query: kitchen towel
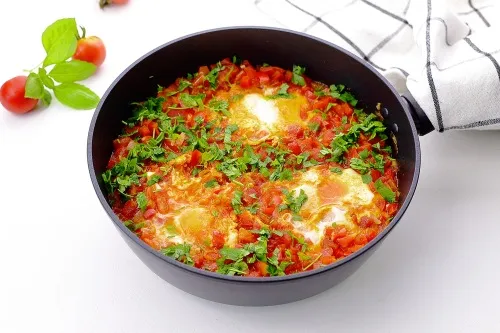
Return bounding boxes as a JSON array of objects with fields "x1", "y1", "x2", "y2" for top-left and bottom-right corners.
[{"x1": 255, "y1": 0, "x2": 500, "y2": 131}]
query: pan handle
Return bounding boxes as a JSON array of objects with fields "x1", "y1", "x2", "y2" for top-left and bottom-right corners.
[{"x1": 400, "y1": 92, "x2": 434, "y2": 136}]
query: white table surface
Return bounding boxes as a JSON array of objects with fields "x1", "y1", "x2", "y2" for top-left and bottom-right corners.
[{"x1": 1, "y1": 1, "x2": 500, "y2": 332}]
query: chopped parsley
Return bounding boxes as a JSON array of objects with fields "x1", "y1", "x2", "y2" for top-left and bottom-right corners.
[
  {"x1": 206, "y1": 62, "x2": 225, "y2": 89},
  {"x1": 146, "y1": 174, "x2": 161, "y2": 186},
  {"x1": 180, "y1": 93, "x2": 205, "y2": 108},
  {"x1": 280, "y1": 189, "x2": 308, "y2": 214},
  {"x1": 374, "y1": 179, "x2": 396, "y2": 203},
  {"x1": 208, "y1": 98, "x2": 230, "y2": 117},
  {"x1": 136, "y1": 192, "x2": 148, "y2": 211},
  {"x1": 350, "y1": 158, "x2": 371, "y2": 174},
  {"x1": 330, "y1": 167, "x2": 343, "y2": 174},
  {"x1": 330, "y1": 84, "x2": 358, "y2": 106},
  {"x1": 161, "y1": 244, "x2": 194, "y2": 266},
  {"x1": 361, "y1": 174, "x2": 372, "y2": 184},
  {"x1": 308, "y1": 122, "x2": 320, "y2": 132},
  {"x1": 166, "y1": 80, "x2": 192, "y2": 96},
  {"x1": 204, "y1": 179, "x2": 218, "y2": 188},
  {"x1": 123, "y1": 220, "x2": 144, "y2": 232},
  {"x1": 291, "y1": 65, "x2": 306, "y2": 86},
  {"x1": 231, "y1": 190, "x2": 243, "y2": 214},
  {"x1": 268, "y1": 83, "x2": 292, "y2": 99}
]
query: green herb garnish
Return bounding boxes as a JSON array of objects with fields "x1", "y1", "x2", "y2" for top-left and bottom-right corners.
[{"x1": 374, "y1": 179, "x2": 396, "y2": 203}]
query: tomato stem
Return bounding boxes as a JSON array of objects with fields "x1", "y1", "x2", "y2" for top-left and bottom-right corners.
[
  {"x1": 24, "y1": 61, "x2": 44, "y2": 73},
  {"x1": 99, "y1": 0, "x2": 111, "y2": 8},
  {"x1": 78, "y1": 26, "x2": 86, "y2": 40}
]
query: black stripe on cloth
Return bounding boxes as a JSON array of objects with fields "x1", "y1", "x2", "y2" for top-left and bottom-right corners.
[
  {"x1": 445, "y1": 117, "x2": 500, "y2": 130},
  {"x1": 360, "y1": 0, "x2": 413, "y2": 28},
  {"x1": 416, "y1": 18, "x2": 471, "y2": 47},
  {"x1": 425, "y1": 0, "x2": 444, "y2": 132},
  {"x1": 468, "y1": 0, "x2": 491, "y2": 27},
  {"x1": 464, "y1": 37, "x2": 500, "y2": 82},
  {"x1": 303, "y1": 0, "x2": 358, "y2": 33},
  {"x1": 364, "y1": 0, "x2": 411, "y2": 61},
  {"x1": 366, "y1": 23, "x2": 407, "y2": 59},
  {"x1": 284, "y1": 0, "x2": 386, "y2": 71},
  {"x1": 457, "y1": 5, "x2": 493, "y2": 16}
]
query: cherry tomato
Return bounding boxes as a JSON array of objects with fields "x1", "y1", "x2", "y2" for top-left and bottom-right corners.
[
  {"x1": 73, "y1": 36, "x2": 107, "y2": 67},
  {"x1": 0, "y1": 76, "x2": 38, "y2": 114},
  {"x1": 99, "y1": 0, "x2": 129, "y2": 8}
]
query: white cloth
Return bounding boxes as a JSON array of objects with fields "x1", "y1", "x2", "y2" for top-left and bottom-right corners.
[{"x1": 255, "y1": 0, "x2": 500, "y2": 131}]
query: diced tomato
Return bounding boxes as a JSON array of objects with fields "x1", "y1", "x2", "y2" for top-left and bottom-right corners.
[
  {"x1": 358, "y1": 216, "x2": 374, "y2": 228},
  {"x1": 143, "y1": 208, "x2": 156, "y2": 219},
  {"x1": 238, "y1": 228, "x2": 257, "y2": 244},
  {"x1": 312, "y1": 97, "x2": 330, "y2": 110},
  {"x1": 366, "y1": 229, "x2": 377, "y2": 242},
  {"x1": 270, "y1": 71, "x2": 284, "y2": 84},
  {"x1": 155, "y1": 193, "x2": 169, "y2": 214},
  {"x1": 237, "y1": 211, "x2": 255, "y2": 229},
  {"x1": 204, "y1": 250, "x2": 219, "y2": 261},
  {"x1": 113, "y1": 137, "x2": 132, "y2": 150},
  {"x1": 321, "y1": 256, "x2": 336, "y2": 265},
  {"x1": 256, "y1": 72, "x2": 270, "y2": 85},
  {"x1": 254, "y1": 261, "x2": 268, "y2": 276},
  {"x1": 121, "y1": 200, "x2": 138, "y2": 220},
  {"x1": 331, "y1": 227, "x2": 347, "y2": 240},
  {"x1": 370, "y1": 169, "x2": 382, "y2": 181},
  {"x1": 188, "y1": 150, "x2": 202, "y2": 167},
  {"x1": 260, "y1": 189, "x2": 283, "y2": 216},
  {"x1": 240, "y1": 76, "x2": 251, "y2": 88},
  {"x1": 337, "y1": 235, "x2": 354, "y2": 248},
  {"x1": 242, "y1": 188, "x2": 258, "y2": 205},
  {"x1": 167, "y1": 108, "x2": 195, "y2": 118},
  {"x1": 138, "y1": 125, "x2": 151, "y2": 137},
  {"x1": 321, "y1": 130, "x2": 335, "y2": 145},
  {"x1": 287, "y1": 141, "x2": 301, "y2": 155},
  {"x1": 287, "y1": 125, "x2": 304, "y2": 139},
  {"x1": 386, "y1": 203, "x2": 398, "y2": 215},
  {"x1": 284, "y1": 70, "x2": 292, "y2": 82},
  {"x1": 212, "y1": 230, "x2": 225, "y2": 249},
  {"x1": 199, "y1": 66, "x2": 210, "y2": 75},
  {"x1": 354, "y1": 234, "x2": 368, "y2": 245}
]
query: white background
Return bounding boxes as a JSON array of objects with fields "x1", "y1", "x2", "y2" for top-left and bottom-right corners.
[{"x1": 1, "y1": 1, "x2": 500, "y2": 332}]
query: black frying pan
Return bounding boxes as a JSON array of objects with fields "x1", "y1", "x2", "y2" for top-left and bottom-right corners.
[{"x1": 87, "y1": 27, "x2": 431, "y2": 306}]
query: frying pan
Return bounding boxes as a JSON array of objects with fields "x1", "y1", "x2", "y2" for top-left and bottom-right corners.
[{"x1": 87, "y1": 27, "x2": 433, "y2": 306}]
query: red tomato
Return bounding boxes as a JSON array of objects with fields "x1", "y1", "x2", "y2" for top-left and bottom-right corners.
[
  {"x1": 73, "y1": 36, "x2": 107, "y2": 67},
  {"x1": 0, "y1": 76, "x2": 38, "y2": 114},
  {"x1": 188, "y1": 150, "x2": 202, "y2": 167},
  {"x1": 255, "y1": 72, "x2": 270, "y2": 85},
  {"x1": 287, "y1": 141, "x2": 301, "y2": 155},
  {"x1": 212, "y1": 230, "x2": 225, "y2": 249},
  {"x1": 240, "y1": 76, "x2": 251, "y2": 88}
]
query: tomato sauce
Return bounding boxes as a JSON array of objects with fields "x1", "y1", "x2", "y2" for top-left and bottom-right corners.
[{"x1": 103, "y1": 58, "x2": 399, "y2": 277}]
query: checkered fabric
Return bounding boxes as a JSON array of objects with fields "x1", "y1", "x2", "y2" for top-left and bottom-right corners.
[{"x1": 255, "y1": 0, "x2": 500, "y2": 131}]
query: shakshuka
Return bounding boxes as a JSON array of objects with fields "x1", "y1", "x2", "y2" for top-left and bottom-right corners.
[{"x1": 102, "y1": 58, "x2": 399, "y2": 277}]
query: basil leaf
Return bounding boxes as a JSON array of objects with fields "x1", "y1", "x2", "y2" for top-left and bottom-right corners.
[
  {"x1": 53, "y1": 83, "x2": 100, "y2": 110},
  {"x1": 38, "y1": 68, "x2": 54, "y2": 89},
  {"x1": 24, "y1": 73, "x2": 44, "y2": 99},
  {"x1": 41, "y1": 18, "x2": 78, "y2": 53},
  {"x1": 43, "y1": 30, "x2": 77, "y2": 67},
  {"x1": 49, "y1": 60, "x2": 97, "y2": 83},
  {"x1": 41, "y1": 89, "x2": 52, "y2": 106}
]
